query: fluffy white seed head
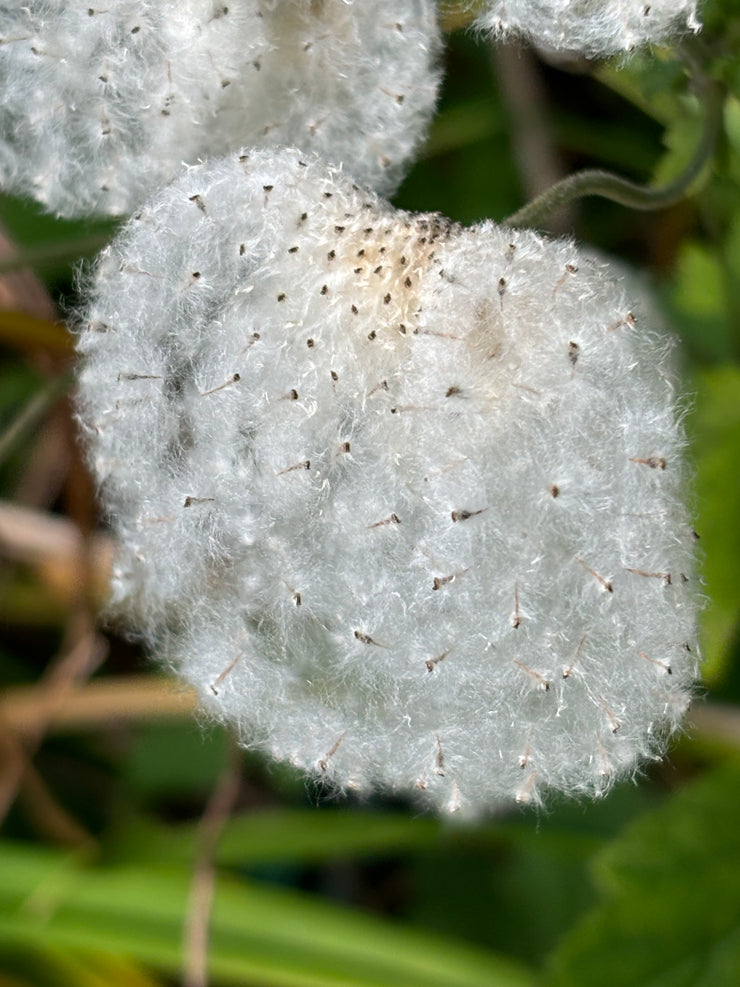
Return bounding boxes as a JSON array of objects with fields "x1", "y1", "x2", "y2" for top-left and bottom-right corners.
[
  {"x1": 0, "y1": 0, "x2": 440, "y2": 216},
  {"x1": 476, "y1": 1, "x2": 701, "y2": 56},
  {"x1": 76, "y1": 147, "x2": 699, "y2": 815}
]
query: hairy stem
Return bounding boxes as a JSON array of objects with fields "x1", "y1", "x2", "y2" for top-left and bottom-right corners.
[
  {"x1": 182, "y1": 739, "x2": 242, "y2": 987},
  {"x1": 504, "y1": 59, "x2": 725, "y2": 228}
]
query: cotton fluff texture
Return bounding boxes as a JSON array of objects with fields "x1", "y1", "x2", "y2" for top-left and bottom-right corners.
[
  {"x1": 76, "y1": 147, "x2": 699, "y2": 814},
  {"x1": 0, "y1": 0, "x2": 440, "y2": 217},
  {"x1": 477, "y1": 1, "x2": 701, "y2": 56}
]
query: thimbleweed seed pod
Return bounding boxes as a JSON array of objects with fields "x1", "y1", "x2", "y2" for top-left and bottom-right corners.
[
  {"x1": 0, "y1": 0, "x2": 441, "y2": 216},
  {"x1": 477, "y1": 0, "x2": 701, "y2": 56},
  {"x1": 76, "y1": 148, "x2": 699, "y2": 815}
]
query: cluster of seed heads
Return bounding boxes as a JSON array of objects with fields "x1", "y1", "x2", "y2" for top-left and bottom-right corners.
[
  {"x1": 0, "y1": 2, "x2": 703, "y2": 219},
  {"x1": 0, "y1": 0, "x2": 703, "y2": 812},
  {"x1": 76, "y1": 148, "x2": 699, "y2": 814}
]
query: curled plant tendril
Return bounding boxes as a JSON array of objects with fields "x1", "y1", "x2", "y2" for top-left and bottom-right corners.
[{"x1": 505, "y1": 50, "x2": 724, "y2": 229}]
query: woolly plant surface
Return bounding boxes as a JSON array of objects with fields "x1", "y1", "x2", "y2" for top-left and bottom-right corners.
[
  {"x1": 477, "y1": 0, "x2": 701, "y2": 56},
  {"x1": 76, "y1": 148, "x2": 699, "y2": 815},
  {"x1": 0, "y1": 0, "x2": 440, "y2": 217}
]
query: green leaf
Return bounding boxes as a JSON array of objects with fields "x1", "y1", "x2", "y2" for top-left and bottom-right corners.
[
  {"x1": 652, "y1": 106, "x2": 705, "y2": 190},
  {"x1": 0, "y1": 235, "x2": 111, "y2": 276},
  {"x1": 421, "y1": 100, "x2": 505, "y2": 160},
  {"x1": 0, "y1": 842, "x2": 533, "y2": 987},
  {"x1": 114, "y1": 797, "x2": 636, "y2": 876},
  {"x1": 123, "y1": 721, "x2": 229, "y2": 797},
  {"x1": 668, "y1": 241, "x2": 730, "y2": 362},
  {"x1": 0, "y1": 193, "x2": 115, "y2": 276},
  {"x1": 545, "y1": 762, "x2": 740, "y2": 987},
  {"x1": 690, "y1": 365, "x2": 740, "y2": 681},
  {"x1": 0, "y1": 941, "x2": 162, "y2": 987},
  {"x1": 112, "y1": 806, "x2": 443, "y2": 870},
  {"x1": 595, "y1": 56, "x2": 686, "y2": 127}
]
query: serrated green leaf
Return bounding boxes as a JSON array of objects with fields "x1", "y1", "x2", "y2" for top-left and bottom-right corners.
[
  {"x1": 0, "y1": 843, "x2": 532, "y2": 987},
  {"x1": 545, "y1": 762, "x2": 740, "y2": 987},
  {"x1": 652, "y1": 108, "x2": 705, "y2": 189}
]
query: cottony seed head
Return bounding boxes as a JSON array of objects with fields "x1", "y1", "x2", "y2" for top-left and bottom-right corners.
[
  {"x1": 477, "y1": 0, "x2": 701, "y2": 57},
  {"x1": 76, "y1": 147, "x2": 700, "y2": 815},
  {"x1": 0, "y1": 0, "x2": 441, "y2": 216}
]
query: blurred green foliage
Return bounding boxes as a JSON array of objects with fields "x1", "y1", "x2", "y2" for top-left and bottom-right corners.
[
  {"x1": 2, "y1": 3, "x2": 740, "y2": 986},
  {"x1": 547, "y1": 762, "x2": 740, "y2": 987}
]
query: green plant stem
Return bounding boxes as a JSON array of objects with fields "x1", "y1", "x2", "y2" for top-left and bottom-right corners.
[{"x1": 504, "y1": 70, "x2": 725, "y2": 229}]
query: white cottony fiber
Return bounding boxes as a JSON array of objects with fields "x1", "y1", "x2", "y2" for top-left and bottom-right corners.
[
  {"x1": 0, "y1": 0, "x2": 440, "y2": 216},
  {"x1": 76, "y1": 147, "x2": 699, "y2": 814},
  {"x1": 477, "y1": 1, "x2": 701, "y2": 56}
]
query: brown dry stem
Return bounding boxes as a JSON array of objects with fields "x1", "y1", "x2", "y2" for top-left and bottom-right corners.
[{"x1": 182, "y1": 738, "x2": 243, "y2": 987}]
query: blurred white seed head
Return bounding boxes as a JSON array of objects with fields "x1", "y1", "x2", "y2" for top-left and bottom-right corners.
[
  {"x1": 476, "y1": 1, "x2": 701, "y2": 56},
  {"x1": 76, "y1": 147, "x2": 699, "y2": 815},
  {"x1": 0, "y1": 0, "x2": 441, "y2": 217}
]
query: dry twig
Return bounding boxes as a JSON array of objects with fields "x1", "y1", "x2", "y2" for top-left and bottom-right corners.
[
  {"x1": 182, "y1": 738, "x2": 243, "y2": 987},
  {"x1": 0, "y1": 614, "x2": 108, "y2": 825}
]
